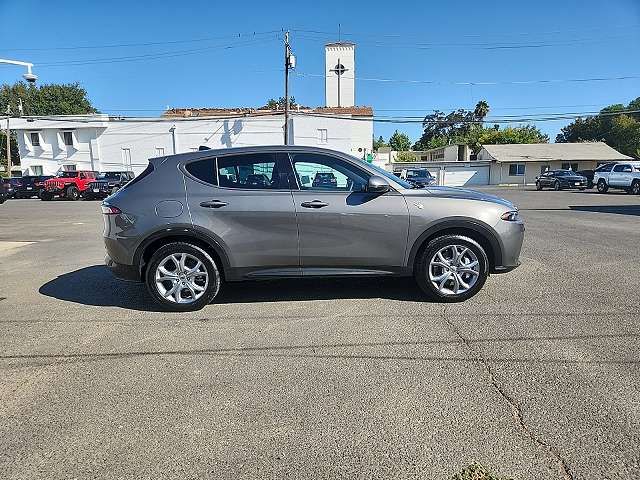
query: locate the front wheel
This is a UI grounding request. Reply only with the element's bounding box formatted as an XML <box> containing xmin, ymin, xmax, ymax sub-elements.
<box><xmin>597</xmin><ymin>179</ymin><xmax>609</xmax><ymax>193</ymax></box>
<box><xmin>145</xmin><ymin>242</ymin><xmax>221</xmax><ymax>311</ymax></box>
<box><xmin>414</xmin><ymin>235</ymin><xmax>489</xmax><ymax>302</ymax></box>
<box><xmin>535</xmin><ymin>181</ymin><xmax>542</xmax><ymax>191</ymax></box>
<box><xmin>553</xmin><ymin>181</ymin><xmax>561</xmax><ymax>191</ymax></box>
<box><xmin>40</xmin><ymin>191</ymin><xmax>53</xmax><ymax>201</ymax></box>
<box><xmin>66</xmin><ymin>185</ymin><xmax>80</xmax><ymax>201</ymax></box>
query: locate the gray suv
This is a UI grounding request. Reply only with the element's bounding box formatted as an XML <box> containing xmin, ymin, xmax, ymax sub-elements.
<box><xmin>102</xmin><ymin>146</ymin><xmax>524</xmax><ymax>311</ymax></box>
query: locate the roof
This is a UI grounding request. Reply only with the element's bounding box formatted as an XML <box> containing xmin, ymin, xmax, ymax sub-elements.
<box><xmin>325</xmin><ymin>41</ymin><xmax>355</xmax><ymax>47</ymax></box>
<box><xmin>480</xmin><ymin>142</ymin><xmax>632</xmax><ymax>162</ymax></box>
<box><xmin>163</xmin><ymin>106</ymin><xmax>374</xmax><ymax>118</ymax></box>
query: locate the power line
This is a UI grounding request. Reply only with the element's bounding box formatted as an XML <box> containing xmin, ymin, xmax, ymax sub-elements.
<box><xmin>37</xmin><ymin>37</ymin><xmax>281</xmax><ymax>67</ymax></box>
<box><xmin>294</xmin><ymin>71</ymin><xmax>640</xmax><ymax>86</ymax></box>
<box><xmin>0</xmin><ymin>30</ymin><xmax>283</xmax><ymax>52</ymax></box>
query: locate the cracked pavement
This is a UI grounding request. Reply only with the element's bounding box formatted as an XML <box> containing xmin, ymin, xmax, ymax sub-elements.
<box><xmin>0</xmin><ymin>188</ymin><xmax>639</xmax><ymax>479</ymax></box>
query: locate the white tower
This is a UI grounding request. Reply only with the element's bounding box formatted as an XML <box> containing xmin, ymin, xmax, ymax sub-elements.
<box><xmin>325</xmin><ymin>42</ymin><xmax>355</xmax><ymax>107</ymax></box>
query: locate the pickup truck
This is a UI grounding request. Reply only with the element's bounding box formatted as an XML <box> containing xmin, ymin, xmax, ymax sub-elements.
<box><xmin>594</xmin><ymin>161</ymin><xmax>640</xmax><ymax>194</ymax></box>
<box><xmin>41</xmin><ymin>170</ymin><xmax>98</xmax><ymax>201</ymax></box>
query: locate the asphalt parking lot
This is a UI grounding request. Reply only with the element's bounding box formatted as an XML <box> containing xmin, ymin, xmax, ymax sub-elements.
<box><xmin>1</xmin><ymin>187</ymin><xmax>639</xmax><ymax>480</ymax></box>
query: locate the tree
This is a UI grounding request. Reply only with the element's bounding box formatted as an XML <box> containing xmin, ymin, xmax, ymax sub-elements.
<box><xmin>372</xmin><ymin>135</ymin><xmax>388</xmax><ymax>151</ymax></box>
<box><xmin>473</xmin><ymin>100</ymin><xmax>490</xmax><ymax>121</ymax></box>
<box><xmin>556</xmin><ymin>97</ymin><xmax>640</xmax><ymax>158</ymax></box>
<box><xmin>264</xmin><ymin>96</ymin><xmax>297</xmax><ymax>109</ymax></box>
<box><xmin>389</xmin><ymin>130</ymin><xmax>412</xmax><ymax>151</ymax></box>
<box><xmin>0</xmin><ymin>81</ymin><xmax>97</xmax><ymax>116</ymax></box>
<box><xmin>395</xmin><ymin>151</ymin><xmax>417</xmax><ymax>162</ymax></box>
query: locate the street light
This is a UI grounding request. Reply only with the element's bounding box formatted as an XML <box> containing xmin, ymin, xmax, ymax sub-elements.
<box><xmin>1</xmin><ymin>58</ymin><xmax>37</xmax><ymax>174</ymax></box>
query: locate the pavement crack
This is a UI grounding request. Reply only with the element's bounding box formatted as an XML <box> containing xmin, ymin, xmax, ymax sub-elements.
<box><xmin>443</xmin><ymin>314</ymin><xmax>574</xmax><ymax>480</ymax></box>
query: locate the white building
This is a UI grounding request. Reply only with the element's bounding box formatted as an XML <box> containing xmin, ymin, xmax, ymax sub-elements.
<box><xmin>9</xmin><ymin>41</ymin><xmax>373</xmax><ymax>176</ymax></box>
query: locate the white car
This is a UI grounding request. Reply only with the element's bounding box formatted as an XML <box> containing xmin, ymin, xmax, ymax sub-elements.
<box><xmin>594</xmin><ymin>161</ymin><xmax>640</xmax><ymax>195</ymax></box>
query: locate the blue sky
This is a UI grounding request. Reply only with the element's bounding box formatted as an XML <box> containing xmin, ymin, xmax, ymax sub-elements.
<box><xmin>1</xmin><ymin>0</ymin><xmax>639</xmax><ymax>143</ymax></box>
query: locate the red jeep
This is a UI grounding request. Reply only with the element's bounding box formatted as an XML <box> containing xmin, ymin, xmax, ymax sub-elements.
<box><xmin>41</xmin><ymin>170</ymin><xmax>98</xmax><ymax>201</ymax></box>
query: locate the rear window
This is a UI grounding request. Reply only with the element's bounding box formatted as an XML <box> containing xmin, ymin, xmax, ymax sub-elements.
<box><xmin>185</xmin><ymin>158</ymin><xmax>217</xmax><ymax>185</ymax></box>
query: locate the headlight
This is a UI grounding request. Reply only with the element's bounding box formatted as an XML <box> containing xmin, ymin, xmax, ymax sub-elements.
<box><xmin>501</xmin><ymin>210</ymin><xmax>520</xmax><ymax>222</ymax></box>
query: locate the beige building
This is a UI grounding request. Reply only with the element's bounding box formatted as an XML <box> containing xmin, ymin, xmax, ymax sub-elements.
<box><xmin>478</xmin><ymin>142</ymin><xmax>632</xmax><ymax>185</ymax></box>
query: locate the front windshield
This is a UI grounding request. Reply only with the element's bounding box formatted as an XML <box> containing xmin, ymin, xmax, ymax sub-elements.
<box><xmin>556</xmin><ymin>170</ymin><xmax>573</xmax><ymax>176</ymax></box>
<box><xmin>98</xmin><ymin>172</ymin><xmax>121</xmax><ymax>180</ymax></box>
<box><xmin>407</xmin><ymin>169</ymin><xmax>432</xmax><ymax>179</ymax></box>
<box><xmin>56</xmin><ymin>171</ymin><xmax>78</xmax><ymax>178</ymax></box>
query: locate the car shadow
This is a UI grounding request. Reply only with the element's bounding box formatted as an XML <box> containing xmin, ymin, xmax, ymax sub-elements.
<box><xmin>39</xmin><ymin>265</ymin><xmax>424</xmax><ymax>310</ymax></box>
<box><xmin>569</xmin><ymin>205</ymin><xmax>640</xmax><ymax>216</ymax></box>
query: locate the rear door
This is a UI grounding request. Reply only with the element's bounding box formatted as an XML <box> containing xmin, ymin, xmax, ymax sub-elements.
<box><xmin>287</xmin><ymin>152</ymin><xmax>409</xmax><ymax>272</ymax></box>
<box><xmin>183</xmin><ymin>152</ymin><xmax>300</xmax><ymax>277</ymax></box>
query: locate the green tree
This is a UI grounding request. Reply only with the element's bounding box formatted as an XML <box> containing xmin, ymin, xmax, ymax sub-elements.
<box><xmin>395</xmin><ymin>151</ymin><xmax>417</xmax><ymax>162</ymax></box>
<box><xmin>264</xmin><ymin>96</ymin><xmax>297</xmax><ymax>109</ymax></box>
<box><xmin>372</xmin><ymin>135</ymin><xmax>388</xmax><ymax>151</ymax></box>
<box><xmin>473</xmin><ymin>100</ymin><xmax>490</xmax><ymax>121</ymax></box>
<box><xmin>389</xmin><ymin>130</ymin><xmax>412</xmax><ymax>151</ymax></box>
<box><xmin>556</xmin><ymin>97</ymin><xmax>640</xmax><ymax>158</ymax></box>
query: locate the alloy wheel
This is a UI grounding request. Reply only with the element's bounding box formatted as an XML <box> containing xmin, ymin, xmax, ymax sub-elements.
<box><xmin>154</xmin><ymin>252</ymin><xmax>209</xmax><ymax>304</ymax></box>
<box><xmin>428</xmin><ymin>245</ymin><xmax>480</xmax><ymax>296</ymax></box>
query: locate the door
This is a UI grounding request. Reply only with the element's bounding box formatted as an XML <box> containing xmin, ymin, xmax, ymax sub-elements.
<box><xmin>288</xmin><ymin>152</ymin><xmax>409</xmax><ymax>272</ymax></box>
<box><xmin>443</xmin><ymin>165</ymin><xmax>489</xmax><ymax>186</ymax></box>
<box><xmin>610</xmin><ymin>164</ymin><xmax>630</xmax><ymax>186</ymax></box>
<box><xmin>183</xmin><ymin>152</ymin><xmax>299</xmax><ymax>277</ymax></box>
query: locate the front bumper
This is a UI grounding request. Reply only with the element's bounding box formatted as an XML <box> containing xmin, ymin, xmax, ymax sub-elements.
<box><xmin>105</xmin><ymin>254</ymin><xmax>140</xmax><ymax>282</ymax></box>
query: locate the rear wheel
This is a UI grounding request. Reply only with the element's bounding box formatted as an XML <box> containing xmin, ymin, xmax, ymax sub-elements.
<box><xmin>145</xmin><ymin>242</ymin><xmax>221</xmax><ymax>311</ymax></box>
<box><xmin>66</xmin><ymin>185</ymin><xmax>80</xmax><ymax>201</ymax></box>
<box><xmin>631</xmin><ymin>180</ymin><xmax>640</xmax><ymax>195</ymax></box>
<box><xmin>415</xmin><ymin>235</ymin><xmax>489</xmax><ymax>302</ymax></box>
<box><xmin>597</xmin><ymin>179</ymin><xmax>609</xmax><ymax>193</ymax></box>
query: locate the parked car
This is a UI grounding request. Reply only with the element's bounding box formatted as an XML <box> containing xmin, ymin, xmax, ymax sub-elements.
<box><xmin>576</xmin><ymin>169</ymin><xmax>595</xmax><ymax>189</ymax></box>
<box><xmin>41</xmin><ymin>170</ymin><xmax>98</xmax><ymax>201</ymax></box>
<box><xmin>0</xmin><ymin>179</ymin><xmax>8</xmax><ymax>204</ymax></box>
<box><xmin>2</xmin><ymin>177</ymin><xmax>22</xmax><ymax>199</ymax></box>
<box><xmin>102</xmin><ymin>146</ymin><xmax>525</xmax><ymax>311</ymax></box>
<box><xmin>312</xmin><ymin>172</ymin><xmax>338</xmax><ymax>188</ymax></box>
<box><xmin>535</xmin><ymin>170</ymin><xmax>588</xmax><ymax>190</ymax></box>
<box><xmin>13</xmin><ymin>175</ymin><xmax>53</xmax><ymax>198</ymax></box>
<box><xmin>594</xmin><ymin>161</ymin><xmax>640</xmax><ymax>194</ymax></box>
<box><xmin>399</xmin><ymin>168</ymin><xmax>437</xmax><ymax>187</ymax></box>
<box><xmin>83</xmin><ymin>171</ymin><xmax>135</xmax><ymax>200</ymax></box>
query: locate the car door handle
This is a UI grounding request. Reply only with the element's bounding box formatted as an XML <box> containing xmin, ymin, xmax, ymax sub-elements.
<box><xmin>200</xmin><ymin>200</ymin><xmax>228</xmax><ymax>208</ymax></box>
<box><xmin>301</xmin><ymin>200</ymin><xmax>329</xmax><ymax>208</ymax></box>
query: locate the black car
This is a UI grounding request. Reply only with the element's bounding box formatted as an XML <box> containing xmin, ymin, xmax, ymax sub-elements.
<box><xmin>536</xmin><ymin>170</ymin><xmax>588</xmax><ymax>191</ymax></box>
<box><xmin>0</xmin><ymin>179</ymin><xmax>9</xmax><ymax>204</ymax></box>
<box><xmin>3</xmin><ymin>177</ymin><xmax>21</xmax><ymax>199</ymax></box>
<box><xmin>83</xmin><ymin>171</ymin><xmax>135</xmax><ymax>199</ymax></box>
<box><xmin>312</xmin><ymin>172</ymin><xmax>338</xmax><ymax>188</ymax></box>
<box><xmin>402</xmin><ymin>168</ymin><xmax>436</xmax><ymax>187</ymax></box>
<box><xmin>13</xmin><ymin>175</ymin><xmax>53</xmax><ymax>198</ymax></box>
<box><xmin>576</xmin><ymin>170</ymin><xmax>595</xmax><ymax>189</ymax></box>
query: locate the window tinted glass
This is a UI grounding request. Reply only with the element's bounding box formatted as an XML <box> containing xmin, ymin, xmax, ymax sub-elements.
<box><xmin>217</xmin><ymin>153</ymin><xmax>282</xmax><ymax>189</ymax></box>
<box><xmin>186</xmin><ymin>158</ymin><xmax>217</xmax><ymax>185</ymax></box>
<box><xmin>291</xmin><ymin>153</ymin><xmax>368</xmax><ymax>191</ymax></box>
<box><xmin>613</xmin><ymin>164</ymin><xmax>627</xmax><ymax>172</ymax></box>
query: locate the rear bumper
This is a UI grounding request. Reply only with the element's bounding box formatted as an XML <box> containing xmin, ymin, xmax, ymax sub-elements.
<box><xmin>105</xmin><ymin>254</ymin><xmax>140</xmax><ymax>282</ymax></box>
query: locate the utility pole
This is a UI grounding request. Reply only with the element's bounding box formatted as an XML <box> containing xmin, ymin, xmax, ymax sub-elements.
<box><xmin>283</xmin><ymin>31</ymin><xmax>295</xmax><ymax>145</ymax></box>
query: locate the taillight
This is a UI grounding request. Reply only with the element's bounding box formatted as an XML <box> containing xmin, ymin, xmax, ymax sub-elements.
<box><xmin>101</xmin><ymin>204</ymin><xmax>122</xmax><ymax>215</ymax></box>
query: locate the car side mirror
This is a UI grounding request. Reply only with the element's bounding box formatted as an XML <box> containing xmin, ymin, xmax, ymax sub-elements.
<box><xmin>367</xmin><ymin>175</ymin><xmax>390</xmax><ymax>194</ymax></box>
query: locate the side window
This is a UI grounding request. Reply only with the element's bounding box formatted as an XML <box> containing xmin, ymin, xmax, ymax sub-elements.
<box><xmin>217</xmin><ymin>153</ymin><xmax>283</xmax><ymax>189</ymax></box>
<box><xmin>185</xmin><ymin>158</ymin><xmax>217</xmax><ymax>185</ymax></box>
<box><xmin>613</xmin><ymin>164</ymin><xmax>628</xmax><ymax>172</ymax></box>
<box><xmin>290</xmin><ymin>153</ymin><xmax>369</xmax><ymax>192</ymax></box>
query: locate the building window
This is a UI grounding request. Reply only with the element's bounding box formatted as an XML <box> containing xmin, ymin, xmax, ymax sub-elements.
<box><xmin>561</xmin><ymin>162</ymin><xmax>578</xmax><ymax>171</ymax></box>
<box><xmin>155</xmin><ymin>147</ymin><xmax>165</xmax><ymax>157</ymax></box>
<box><xmin>63</xmin><ymin>164</ymin><xmax>76</xmax><ymax>171</ymax></box>
<box><xmin>30</xmin><ymin>132</ymin><xmax>40</xmax><ymax>147</ymax></box>
<box><xmin>62</xmin><ymin>131</ymin><xmax>74</xmax><ymax>146</ymax></box>
<box><xmin>317</xmin><ymin>129</ymin><xmax>328</xmax><ymax>144</ymax></box>
<box><xmin>508</xmin><ymin>164</ymin><xmax>525</xmax><ymax>176</ymax></box>
<box><xmin>430</xmin><ymin>149</ymin><xmax>444</xmax><ymax>160</ymax></box>
<box><xmin>31</xmin><ymin>165</ymin><xmax>43</xmax><ymax>175</ymax></box>
<box><xmin>540</xmin><ymin>165</ymin><xmax>550</xmax><ymax>174</ymax></box>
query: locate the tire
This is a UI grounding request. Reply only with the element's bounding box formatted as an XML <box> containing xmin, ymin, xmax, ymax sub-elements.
<box><xmin>66</xmin><ymin>185</ymin><xmax>80</xmax><ymax>201</ymax></box>
<box><xmin>535</xmin><ymin>181</ymin><xmax>542</xmax><ymax>191</ymax></box>
<box><xmin>553</xmin><ymin>181</ymin><xmax>561</xmax><ymax>191</ymax></box>
<box><xmin>414</xmin><ymin>235</ymin><xmax>489</xmax><ymax>302</ymax></box>
<box><xmin>145</xmin><ymin>242</ymin><xmax>221</xmax><ymax>311</ymax></box>
<box><xmin>597</xmin><ymin>179</ymin><xmax>609</xmax><ymax>193</ymax></box>
<box><xmin>631</xmin><ymin>180</ymin><xmax>640</xmax><ymax>195</ymax></box>
<box><xmin>40</xmin><ymin>191</ymin><xmax>53</xmax><ymax>201</ymax></box>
